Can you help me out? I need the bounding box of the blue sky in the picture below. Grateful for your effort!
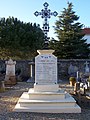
[0,0,90,39]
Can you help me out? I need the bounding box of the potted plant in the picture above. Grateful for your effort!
[69,77,76,86]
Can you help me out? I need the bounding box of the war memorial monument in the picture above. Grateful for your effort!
[14,2,81,113]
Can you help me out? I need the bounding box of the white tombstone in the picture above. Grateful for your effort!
[5,58,16,76]
[34,50,58,92]
[5,59,16,85]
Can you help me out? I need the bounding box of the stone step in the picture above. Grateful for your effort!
[28,89,66,100]
[18,92,76,107]
[14,103,81,113]
[14,92,81,113]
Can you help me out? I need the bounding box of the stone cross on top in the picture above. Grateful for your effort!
[34,2,58,49]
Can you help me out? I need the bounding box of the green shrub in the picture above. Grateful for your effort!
[69,77,76,82]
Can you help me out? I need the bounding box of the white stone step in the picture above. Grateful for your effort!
[28,89,66,100]
[14,92,81,113]
[17,92,76,107]
[14,103,81,113]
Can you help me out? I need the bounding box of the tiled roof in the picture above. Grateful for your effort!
[82,28,90,35]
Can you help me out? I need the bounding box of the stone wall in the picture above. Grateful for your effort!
[0,60,32,81]
[58,59,90,80]
[0,59,90,81]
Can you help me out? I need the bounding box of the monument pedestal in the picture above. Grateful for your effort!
[5,75,16,85]
[14,89,81,113]
[14,50,81,113]
[34,84,59,92]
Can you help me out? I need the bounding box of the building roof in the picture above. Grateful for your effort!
[82,28,90,35]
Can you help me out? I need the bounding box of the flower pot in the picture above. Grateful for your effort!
[70,80,76,86]
[69,77,76,86]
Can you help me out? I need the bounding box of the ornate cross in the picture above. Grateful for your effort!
[34,2,58,49]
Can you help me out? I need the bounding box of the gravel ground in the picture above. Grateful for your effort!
[0,82,90,120]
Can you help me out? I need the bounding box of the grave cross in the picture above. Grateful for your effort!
[34,2,58,49]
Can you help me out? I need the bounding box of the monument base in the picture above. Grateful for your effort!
[34,84,59,92]
[14,89,81,113]
[4,75,17,86]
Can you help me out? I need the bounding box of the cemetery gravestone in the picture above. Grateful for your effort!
[84,61,89,73]
[34,50,58,92]
[14,49,81,113]
[35,53,57,84]
[5,59,16,85]
[14,2,81,113]
[68,63,78,77]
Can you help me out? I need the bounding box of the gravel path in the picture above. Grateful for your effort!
[0,82,90,120]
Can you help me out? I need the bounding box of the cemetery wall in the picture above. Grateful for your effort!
[0,59,90,81]
[57,59,90,80]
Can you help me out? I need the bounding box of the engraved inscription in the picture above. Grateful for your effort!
[35,54,57,84]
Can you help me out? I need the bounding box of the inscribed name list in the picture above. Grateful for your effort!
[35,54,57,84]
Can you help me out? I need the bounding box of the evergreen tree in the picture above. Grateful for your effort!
[0,17,44,60]
[53,2,90,59]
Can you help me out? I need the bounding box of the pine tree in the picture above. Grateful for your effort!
[53,2,90,59]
